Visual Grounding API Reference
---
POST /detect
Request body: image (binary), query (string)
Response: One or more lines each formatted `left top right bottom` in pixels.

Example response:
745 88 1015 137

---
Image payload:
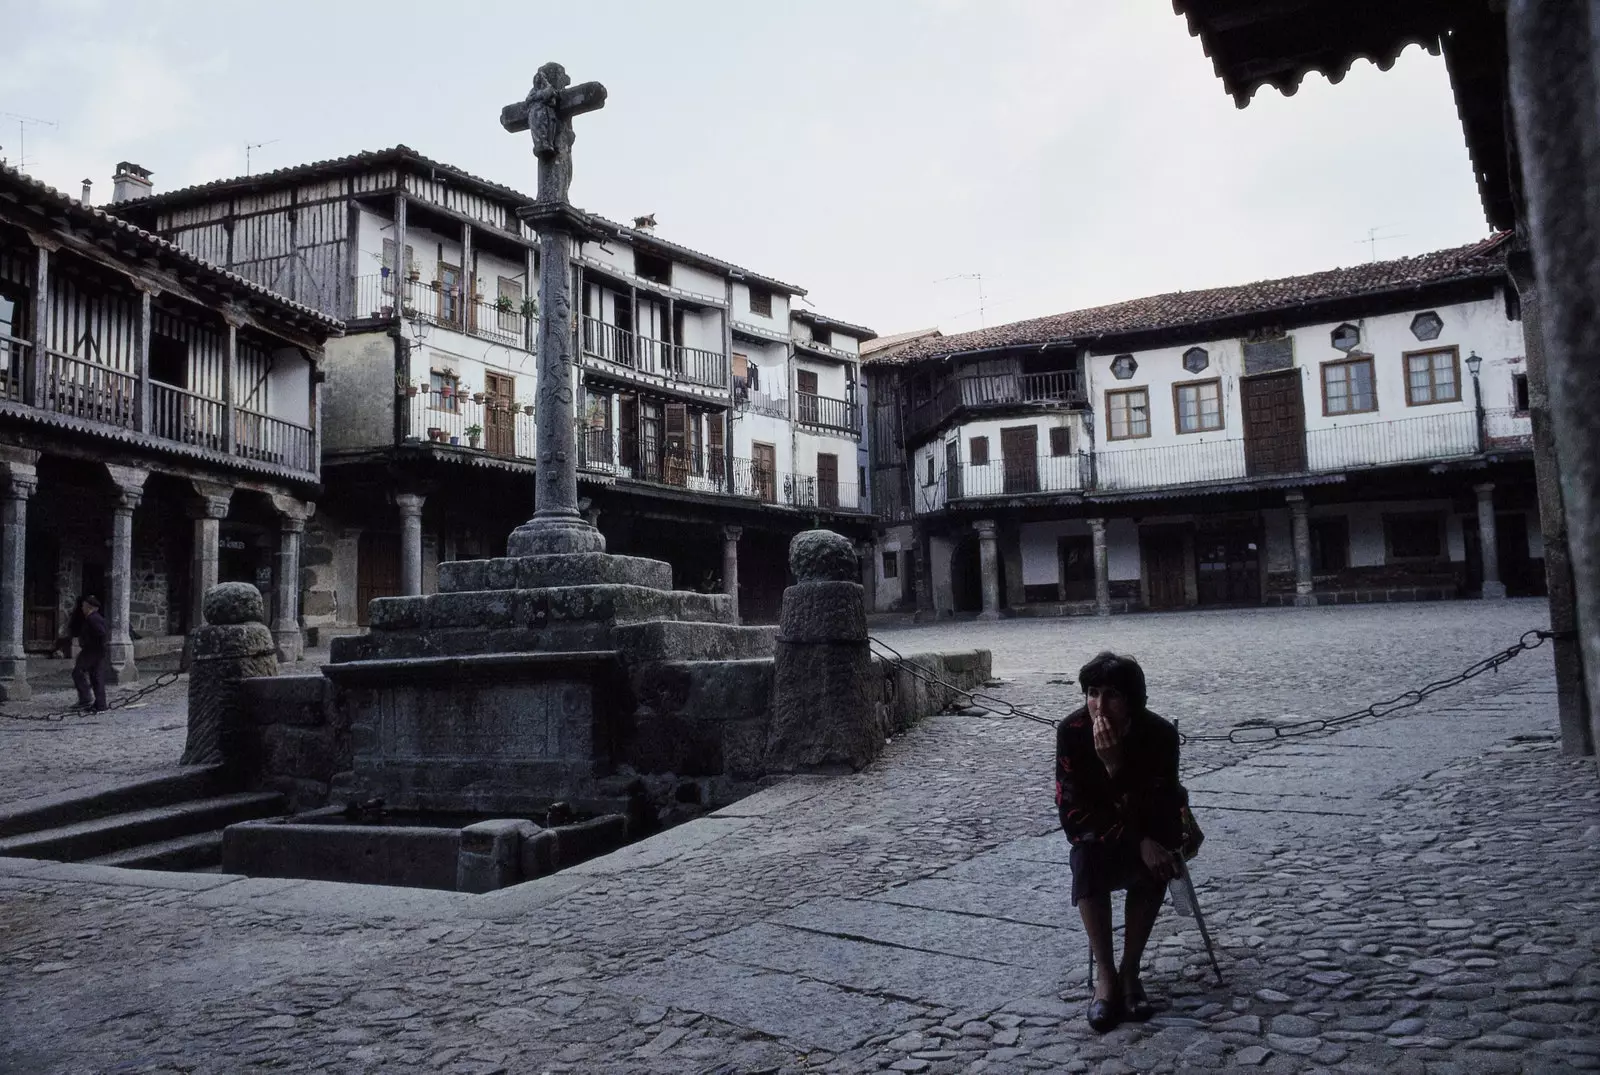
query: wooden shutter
732 353 748 379
708 412 725 481
969 436 989 466
619 394 639 466
1049 426 1070 456
797 370 818 395
665 402 689 485
817 453 839 509
1001 425 1039 493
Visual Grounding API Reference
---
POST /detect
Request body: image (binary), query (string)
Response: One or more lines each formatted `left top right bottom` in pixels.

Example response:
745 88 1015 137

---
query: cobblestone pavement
2 600 1597 1074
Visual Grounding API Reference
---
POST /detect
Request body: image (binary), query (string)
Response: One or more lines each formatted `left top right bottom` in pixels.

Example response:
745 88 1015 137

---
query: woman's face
1086 684 1129 728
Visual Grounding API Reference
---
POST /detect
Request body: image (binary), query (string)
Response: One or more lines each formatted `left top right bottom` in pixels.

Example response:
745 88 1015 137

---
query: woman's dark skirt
1069 837 1164 904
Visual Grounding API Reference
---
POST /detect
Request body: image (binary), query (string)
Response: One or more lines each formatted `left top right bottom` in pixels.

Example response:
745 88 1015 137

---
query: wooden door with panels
817 452 839 509
1001 425 1039 493
664 403 690 486
484 371 516 456
356 531 401 627
752 442 777 502
1241 370 1306 476
944 439 962 500
1141 525 1187 610
797 369 819 424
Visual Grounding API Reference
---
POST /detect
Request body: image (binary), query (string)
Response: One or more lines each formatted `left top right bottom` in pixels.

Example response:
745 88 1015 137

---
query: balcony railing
795 392 860 435
580 316 728 389
234 407 316 473
150 381 225 452
352 273 536 350
916 408 1528 513
907 369 1085 441
44 349 137 429
405 388 536 457
1 334 30 403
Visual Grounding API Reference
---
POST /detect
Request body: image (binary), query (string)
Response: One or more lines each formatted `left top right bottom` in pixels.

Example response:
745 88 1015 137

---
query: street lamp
1466 351 1485 452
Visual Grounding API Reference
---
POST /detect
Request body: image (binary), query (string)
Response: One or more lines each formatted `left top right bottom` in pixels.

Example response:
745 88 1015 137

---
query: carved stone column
1475 482 1506 599
269 494 314 662
0 453 39 701
722 525 741 624
396 492 426 597
106 465 149 684
1090 517 1111 617
188 481 233 631
1287 492 1315 607
975 519 1001 621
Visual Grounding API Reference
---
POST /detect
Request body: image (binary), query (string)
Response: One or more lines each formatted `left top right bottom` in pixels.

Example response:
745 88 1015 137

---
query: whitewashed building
0 163 338 695
864 237 1539 618
112 147 874 626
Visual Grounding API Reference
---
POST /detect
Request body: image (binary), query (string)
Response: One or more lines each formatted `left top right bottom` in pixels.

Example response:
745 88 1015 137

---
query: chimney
631 213 657 233
111 161 153 203
80 178 92 203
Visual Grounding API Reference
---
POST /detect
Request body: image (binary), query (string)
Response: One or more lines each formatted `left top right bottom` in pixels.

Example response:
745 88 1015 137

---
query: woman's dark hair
81 594 101 611
1078 651 1148 711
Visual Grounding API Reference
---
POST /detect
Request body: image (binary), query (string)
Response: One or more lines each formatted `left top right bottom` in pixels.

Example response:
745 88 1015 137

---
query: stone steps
0 791 284 862
0 765 228 840
438 553 673 593
85 829 224 871
613 621 777 663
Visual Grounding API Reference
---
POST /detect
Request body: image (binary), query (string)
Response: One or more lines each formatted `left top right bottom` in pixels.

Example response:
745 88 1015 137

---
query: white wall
733 282 791 329
266 346 312 426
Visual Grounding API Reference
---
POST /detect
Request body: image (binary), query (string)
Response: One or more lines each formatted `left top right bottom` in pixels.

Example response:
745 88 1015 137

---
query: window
1049 426 1071 456
635 250 672 286
1384 512 1443 560
1322 357 1377 415
797 368 819 424
1310 516 1349 573
925 454 936 486
1513 372 1530 414
149 333 187 388
748 287 772 318
1174 379 1223 433
882 550 899 578
496 277 523 333
1106 388 1150 440
429 370 460 412
969 436 990 466
1404 347 1461 406
813 327 831 348
0 283 24 341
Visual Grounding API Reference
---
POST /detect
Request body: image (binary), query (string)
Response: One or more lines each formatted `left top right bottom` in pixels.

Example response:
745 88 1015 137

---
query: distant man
1055 651 1190 1032
71 595 109 712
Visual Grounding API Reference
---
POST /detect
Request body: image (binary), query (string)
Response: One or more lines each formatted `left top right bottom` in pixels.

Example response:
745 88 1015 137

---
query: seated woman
1055 651 1187 1032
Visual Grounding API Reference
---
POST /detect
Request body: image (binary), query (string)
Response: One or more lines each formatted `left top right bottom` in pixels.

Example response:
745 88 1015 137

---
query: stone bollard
182 582 278 768
764 529 877 772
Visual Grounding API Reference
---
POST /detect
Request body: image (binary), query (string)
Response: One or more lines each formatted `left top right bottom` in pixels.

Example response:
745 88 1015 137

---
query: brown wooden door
707 412 725 485
797 369 819 424
619 395 639 467
944 439 962 500
1001 425 1039 493
356 531 401 626
485 371 515 456
1059 535 1094 601
1142 526 1187 610
1241 370 1306 476
1195 523 1261 606
817 452 839 509
752 442 777 502
664 403 689 485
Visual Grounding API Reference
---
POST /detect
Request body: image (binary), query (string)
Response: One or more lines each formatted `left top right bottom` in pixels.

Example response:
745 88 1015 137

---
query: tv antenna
0 112 59 171
245 139 280 175
1356 225 1407 262
936 272 988 327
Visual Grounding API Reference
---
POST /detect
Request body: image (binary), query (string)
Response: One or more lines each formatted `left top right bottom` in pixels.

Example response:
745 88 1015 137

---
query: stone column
1090 517 1111 617
269 495 314 662
975 519 1000 621
722 525 741 624
106 465 149 685
0 453 39 701
1288 492 1315 606
396 492 426 597
1475 482 1506 599
187 481 233 635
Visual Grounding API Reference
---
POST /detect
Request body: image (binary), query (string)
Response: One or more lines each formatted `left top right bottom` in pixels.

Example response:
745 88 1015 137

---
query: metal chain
0 668 184 724
868 629 1572 747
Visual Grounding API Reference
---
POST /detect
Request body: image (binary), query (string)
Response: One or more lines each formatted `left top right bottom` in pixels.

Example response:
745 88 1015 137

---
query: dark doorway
951 533 1006 614
356 530 401 626
945 439 961 501
1058 535 1095 601
1195 522 1261 606
24 533 58 650
1463 511 1543 597
900 550 914 605
1241 370 1306 476
1141 526 1187 609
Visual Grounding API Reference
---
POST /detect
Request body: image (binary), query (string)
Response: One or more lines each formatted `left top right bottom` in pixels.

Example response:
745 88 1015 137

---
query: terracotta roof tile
869 235 1509 366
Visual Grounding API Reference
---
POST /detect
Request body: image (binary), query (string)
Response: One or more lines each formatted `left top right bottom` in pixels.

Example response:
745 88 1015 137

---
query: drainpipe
724 277 736 483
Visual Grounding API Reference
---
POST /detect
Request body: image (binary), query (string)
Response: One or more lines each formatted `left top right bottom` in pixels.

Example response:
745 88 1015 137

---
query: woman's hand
1092 711 1124 775
1139 837 1179 883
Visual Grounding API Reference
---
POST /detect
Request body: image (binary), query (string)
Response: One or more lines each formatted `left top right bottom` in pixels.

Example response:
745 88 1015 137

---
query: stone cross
500 62 609 556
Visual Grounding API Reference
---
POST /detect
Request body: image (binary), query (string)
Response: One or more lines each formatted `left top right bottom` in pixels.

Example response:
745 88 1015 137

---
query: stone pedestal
183 582 279 769
1090 518 1111 617
765 530 877 773
1474 483 1507 599
975 519 1001 621
1288 492 1316 607
0 456 38 701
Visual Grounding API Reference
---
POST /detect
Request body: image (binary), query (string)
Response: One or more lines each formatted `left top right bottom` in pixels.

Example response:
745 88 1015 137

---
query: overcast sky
3 1 1490 338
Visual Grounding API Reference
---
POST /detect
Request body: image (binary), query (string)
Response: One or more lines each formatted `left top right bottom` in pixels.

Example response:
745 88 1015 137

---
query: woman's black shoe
1086 996 1123 1033
1125 982 1155 1022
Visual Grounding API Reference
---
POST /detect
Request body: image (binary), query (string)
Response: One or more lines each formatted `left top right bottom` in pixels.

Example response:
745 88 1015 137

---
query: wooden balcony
795 392 861 436
580 316 728 390
905 369 1085 442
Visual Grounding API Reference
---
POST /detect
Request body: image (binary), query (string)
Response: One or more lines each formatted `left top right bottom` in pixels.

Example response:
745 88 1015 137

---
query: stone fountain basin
221 805 631 892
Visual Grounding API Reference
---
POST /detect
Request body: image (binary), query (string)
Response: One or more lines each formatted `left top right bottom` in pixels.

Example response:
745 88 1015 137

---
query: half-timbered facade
0 164 336 698
865 237 1538 619
112 147 874 626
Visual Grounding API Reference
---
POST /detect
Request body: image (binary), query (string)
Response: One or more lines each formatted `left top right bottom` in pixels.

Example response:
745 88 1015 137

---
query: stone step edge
0 764 228 840
0 791 285 860
85 829 225 870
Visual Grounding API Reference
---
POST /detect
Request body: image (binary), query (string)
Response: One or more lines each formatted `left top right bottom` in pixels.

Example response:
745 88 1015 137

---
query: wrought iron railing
405 387 535 456
352 273 535 349
580 317 728 389
795 392 859 435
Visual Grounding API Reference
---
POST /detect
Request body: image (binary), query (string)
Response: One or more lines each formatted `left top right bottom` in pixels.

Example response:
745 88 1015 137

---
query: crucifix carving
500 62 607 205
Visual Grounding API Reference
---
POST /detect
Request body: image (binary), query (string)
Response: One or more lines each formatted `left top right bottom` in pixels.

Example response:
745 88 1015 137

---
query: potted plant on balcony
523 404 535 416
426 426 443 442
465 423 483 450
494 294 516 314
472 391 487 405
520 297 539 319
407 268 421 282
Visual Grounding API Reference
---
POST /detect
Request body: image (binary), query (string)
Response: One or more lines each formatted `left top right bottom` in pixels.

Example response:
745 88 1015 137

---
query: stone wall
237 675 350 812
1264 564 1467 604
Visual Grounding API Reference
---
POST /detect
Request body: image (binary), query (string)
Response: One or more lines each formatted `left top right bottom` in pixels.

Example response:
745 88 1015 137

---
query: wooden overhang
1172 1 1517 231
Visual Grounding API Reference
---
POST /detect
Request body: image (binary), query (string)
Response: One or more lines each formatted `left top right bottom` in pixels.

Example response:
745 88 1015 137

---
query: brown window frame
1403 345 1463 407
1172 377 1224 435
1048 426 1071 457
1105 387 1151 441
747 287 773 318
882 550 898 578
1321 356 1379 416
969 435 990 466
